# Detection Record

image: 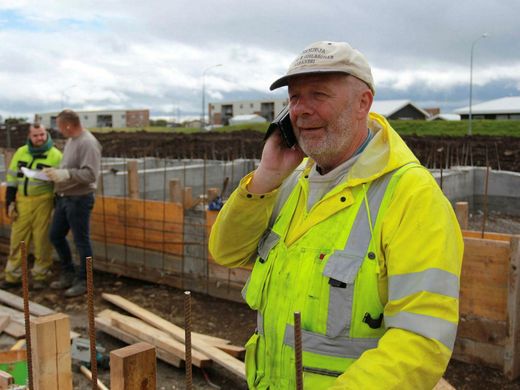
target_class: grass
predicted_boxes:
[91,120,520,137]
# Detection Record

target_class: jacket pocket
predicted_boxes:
[245,332,265,389]
[322,252,364,338]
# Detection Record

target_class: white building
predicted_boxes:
[36,109,150,129]
[209,98,288,125]
[454,97,520,120]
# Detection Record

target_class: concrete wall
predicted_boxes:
[100,158,257,201]
[431,167,520,216]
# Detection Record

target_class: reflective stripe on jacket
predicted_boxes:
[6,145,62,197]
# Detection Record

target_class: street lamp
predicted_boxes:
[468,33,488,136]
[201,64,222,130]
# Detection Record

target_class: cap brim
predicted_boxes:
[269,69,351,91]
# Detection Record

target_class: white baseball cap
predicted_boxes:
[270,41,375,94]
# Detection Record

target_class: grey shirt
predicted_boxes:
[55,129,102,196]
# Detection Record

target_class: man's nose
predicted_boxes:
[290,96,314,117]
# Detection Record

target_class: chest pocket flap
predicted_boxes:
[323,252,363,284]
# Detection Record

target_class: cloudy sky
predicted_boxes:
[1,0,519,121]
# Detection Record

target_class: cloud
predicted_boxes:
[1,0,519,118]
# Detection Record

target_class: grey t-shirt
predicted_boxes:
[55,129,102,196]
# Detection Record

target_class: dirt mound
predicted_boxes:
[93,130,520,172]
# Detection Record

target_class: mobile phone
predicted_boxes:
[264,105,297,148]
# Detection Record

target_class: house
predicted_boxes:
[428,114,461,121]
[371,100,430,120]
[454,97,520,120]
[209,98,288,125]
[228,114,267,126]
[36,109,150,129]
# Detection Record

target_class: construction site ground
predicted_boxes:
[0,211,518,389]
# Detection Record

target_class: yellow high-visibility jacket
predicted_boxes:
[209,113,463,389]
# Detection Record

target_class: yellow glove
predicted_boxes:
[43,168,70,183]
[7,202,18,222]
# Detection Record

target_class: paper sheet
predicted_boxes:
[21,167,50,181]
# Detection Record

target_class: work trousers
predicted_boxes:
[49,193,95,281]
[5,193,54,282]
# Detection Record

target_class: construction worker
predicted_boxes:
[209,41,464,389]
[44,109,101,298]
[1,123,62,289]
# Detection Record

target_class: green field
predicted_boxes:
[91,119,520,137]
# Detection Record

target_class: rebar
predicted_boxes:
[294,312,303,390]
[184,291,193,390]
[481,165,490,239]
[86,256,98,390]
[21,241,34,390]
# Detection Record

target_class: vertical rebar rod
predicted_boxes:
[294,312,303,390]
[184,291,193,390]
[21,241,34,390]
[481,165,490,239]
[86,257,98,390]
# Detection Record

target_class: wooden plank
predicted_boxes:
[460,237,510,320]
[4,321,25,339]
[101,309,211,368]
[102,294,230,346]
[110,342,156,390]
[453,337,504,368]
[0,289,55,316]
[505,236,520,380]
[102,293,245,379]
[0,305,79,340]
[463,230,512,242]
[0,315,9,335]
[433,377,456,390]
[457,315,507,346]
[95,316,181,368]
[30,313,72,390]
[10,339,26,351]
[80,365,109,390]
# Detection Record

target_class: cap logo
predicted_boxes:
[294,48,334,67]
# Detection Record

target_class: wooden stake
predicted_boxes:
[127,160,139,199]
[455,201,469,230]
[86,257,97,390]
[20,241,34,390]
[30,313,72,390]
[110,342,156,390]
[169,179,182,203]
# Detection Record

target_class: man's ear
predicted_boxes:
[358,90,373,119]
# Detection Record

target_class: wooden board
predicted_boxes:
[99,309,211,368]
[110,342,156,390]
[504,236,520,380]
[30,313,72,390]
[95,316,181,368]
[0,289,55,316]
[457,316,507,346]
[460,237,510,321]
[91,196,184,256]
[102,293,245,379]
[453,338,504,369]
[0,315,9,335]
[102,294,230,346]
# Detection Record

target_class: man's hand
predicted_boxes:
[248,129,305,194]
[7,202,18,222]
[43,168,70,183]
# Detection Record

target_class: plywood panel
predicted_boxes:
[460,237,510,321]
